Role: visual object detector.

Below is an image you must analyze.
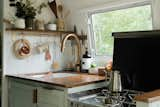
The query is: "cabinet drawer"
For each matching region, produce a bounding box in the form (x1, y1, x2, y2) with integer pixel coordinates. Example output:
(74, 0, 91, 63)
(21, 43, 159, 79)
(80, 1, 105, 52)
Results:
(37, 88, 64, 105)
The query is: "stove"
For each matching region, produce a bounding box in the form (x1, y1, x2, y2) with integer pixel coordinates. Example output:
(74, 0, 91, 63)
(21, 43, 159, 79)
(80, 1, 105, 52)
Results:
(95, 89, 144, 107)
(68, 89, 144, 107)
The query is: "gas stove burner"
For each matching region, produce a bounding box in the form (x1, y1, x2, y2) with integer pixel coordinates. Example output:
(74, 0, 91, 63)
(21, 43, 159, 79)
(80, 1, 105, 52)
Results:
(95, 96, 122, 107)
(95, 89, 144, 107)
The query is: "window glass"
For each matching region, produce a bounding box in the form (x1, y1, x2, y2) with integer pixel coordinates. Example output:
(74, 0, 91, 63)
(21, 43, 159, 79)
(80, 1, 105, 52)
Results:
(91, 5, 152, 56)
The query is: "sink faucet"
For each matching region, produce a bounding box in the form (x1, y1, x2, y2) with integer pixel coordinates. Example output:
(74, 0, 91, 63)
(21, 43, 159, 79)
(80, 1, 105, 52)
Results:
(61, 34, 81, 72)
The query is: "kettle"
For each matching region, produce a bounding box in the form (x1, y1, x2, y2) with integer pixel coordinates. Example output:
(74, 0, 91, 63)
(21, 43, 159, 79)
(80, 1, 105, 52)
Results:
(112, 70, 122, 92)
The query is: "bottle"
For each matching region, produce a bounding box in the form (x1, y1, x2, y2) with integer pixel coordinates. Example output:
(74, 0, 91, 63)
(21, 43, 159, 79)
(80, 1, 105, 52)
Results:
(81, 48, 92, 73)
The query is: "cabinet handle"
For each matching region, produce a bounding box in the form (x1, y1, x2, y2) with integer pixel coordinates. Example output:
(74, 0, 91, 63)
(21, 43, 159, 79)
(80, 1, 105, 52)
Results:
(33, 89, 37, 104)
(42, 87, 63, 91)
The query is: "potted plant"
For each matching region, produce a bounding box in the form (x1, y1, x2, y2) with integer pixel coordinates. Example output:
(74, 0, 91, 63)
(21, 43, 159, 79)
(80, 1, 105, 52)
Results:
(15, 0, 47, 29)
(89, 64, 98, 74)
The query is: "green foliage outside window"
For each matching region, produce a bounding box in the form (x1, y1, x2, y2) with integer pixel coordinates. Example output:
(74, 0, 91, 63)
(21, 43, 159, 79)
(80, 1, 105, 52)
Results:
(92, 5, 152, 56)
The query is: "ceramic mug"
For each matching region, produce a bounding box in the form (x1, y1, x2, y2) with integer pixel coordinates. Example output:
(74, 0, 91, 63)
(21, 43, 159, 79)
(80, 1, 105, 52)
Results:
(37, 44, 49, 53)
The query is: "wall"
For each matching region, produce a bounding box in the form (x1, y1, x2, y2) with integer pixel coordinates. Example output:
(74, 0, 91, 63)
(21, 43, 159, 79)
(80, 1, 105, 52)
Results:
(4, 0, 56, 23)
(2, 0, 74, 107)
(0, 0, 3, 31)
(4, 33, 63, 74)
(64, 0, 160, 66)
(64, 0, 160, 33)
(151, 0, 160, 29)
(3, 0, 76, 74)
(0, 0, 3, 66)
(0, 0, 3, 106)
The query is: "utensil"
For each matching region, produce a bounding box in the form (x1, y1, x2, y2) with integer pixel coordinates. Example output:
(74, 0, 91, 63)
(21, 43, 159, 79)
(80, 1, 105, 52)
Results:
(64, 10, 70, 18)
(52, 41, 59, 70)
(58, 5, 63, 18)
(48, 0, 58, 18)
(45, 45, 51, 61)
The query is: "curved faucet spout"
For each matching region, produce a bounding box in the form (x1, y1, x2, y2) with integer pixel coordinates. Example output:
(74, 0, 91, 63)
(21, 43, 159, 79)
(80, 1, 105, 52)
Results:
(61, 34, 81, 72)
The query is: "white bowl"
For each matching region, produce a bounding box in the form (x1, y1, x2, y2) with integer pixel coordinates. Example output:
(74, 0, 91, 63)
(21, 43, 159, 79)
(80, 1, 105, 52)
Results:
(46, 24, 57, 31)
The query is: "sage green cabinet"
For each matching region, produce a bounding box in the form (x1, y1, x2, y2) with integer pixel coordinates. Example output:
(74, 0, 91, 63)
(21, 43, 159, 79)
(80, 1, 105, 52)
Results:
(9, 81, 65, 107)
(38, 88, 65, 107)
(37, 103, 57, 107)
(9, 82, 37, 107)
(8, 78, 106, 107)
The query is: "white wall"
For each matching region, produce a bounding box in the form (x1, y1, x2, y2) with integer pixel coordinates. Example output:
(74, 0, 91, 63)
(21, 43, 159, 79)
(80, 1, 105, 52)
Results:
(3, 31, 76, 75)
(4, 33, 61, 74)
(2, 0, 74, 107)
(64, 0, 160, 33)
(64, 0, 160, 66)
(0, 0, 3, 106)
(4, 0, 56, 24)
(3, 0, 76, 75)
(151, 0, 160, 29)
(0, 0, 3, 31)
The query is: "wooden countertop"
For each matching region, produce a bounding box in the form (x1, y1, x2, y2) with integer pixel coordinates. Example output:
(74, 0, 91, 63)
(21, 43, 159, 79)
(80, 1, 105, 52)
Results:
(7, 72, 105, 88)
(135, 89, 160, 103)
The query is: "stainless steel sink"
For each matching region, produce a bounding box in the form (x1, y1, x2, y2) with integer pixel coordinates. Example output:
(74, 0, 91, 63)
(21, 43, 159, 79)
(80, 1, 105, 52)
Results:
(30, 74, 45, 78)
(52, 73, 78, 78)
(29, 73, 79, 79)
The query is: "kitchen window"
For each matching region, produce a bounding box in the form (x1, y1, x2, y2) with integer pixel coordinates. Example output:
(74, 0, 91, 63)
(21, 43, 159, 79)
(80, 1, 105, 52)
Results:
(89, 3, 153, 58)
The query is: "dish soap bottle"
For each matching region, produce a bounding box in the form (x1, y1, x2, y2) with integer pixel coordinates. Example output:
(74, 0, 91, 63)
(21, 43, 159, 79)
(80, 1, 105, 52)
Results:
(81, 48, 92, 73)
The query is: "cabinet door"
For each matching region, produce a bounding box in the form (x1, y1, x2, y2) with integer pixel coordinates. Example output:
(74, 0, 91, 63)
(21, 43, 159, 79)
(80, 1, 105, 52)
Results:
(9, 82, 37, 107)
(37, 102, 59, 107)
(37, 88, 65, 107)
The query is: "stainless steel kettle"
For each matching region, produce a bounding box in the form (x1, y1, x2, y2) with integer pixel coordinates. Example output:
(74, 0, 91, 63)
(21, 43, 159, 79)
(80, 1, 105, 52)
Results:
(112, 70, 122, 92)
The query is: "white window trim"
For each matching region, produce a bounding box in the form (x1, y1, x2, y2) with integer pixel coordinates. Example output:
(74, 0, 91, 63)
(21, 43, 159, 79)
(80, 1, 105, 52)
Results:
(88, 0, 153, 59)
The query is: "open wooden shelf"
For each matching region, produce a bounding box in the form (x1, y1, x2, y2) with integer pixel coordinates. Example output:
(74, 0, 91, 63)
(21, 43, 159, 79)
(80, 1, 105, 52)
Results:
(6, 28, 87, 40)
(6, 28, 74, 35)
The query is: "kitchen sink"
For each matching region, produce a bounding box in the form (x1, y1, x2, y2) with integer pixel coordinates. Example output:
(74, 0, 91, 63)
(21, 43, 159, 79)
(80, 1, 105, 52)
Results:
(29, 74, 45, 78)
(29, 73, 79, 79)
(52, 73, 79, 78)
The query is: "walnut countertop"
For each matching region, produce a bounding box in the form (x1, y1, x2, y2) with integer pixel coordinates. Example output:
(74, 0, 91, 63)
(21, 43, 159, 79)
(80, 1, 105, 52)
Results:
(135, 89, 160, 103)
(7, 72, 105, 88)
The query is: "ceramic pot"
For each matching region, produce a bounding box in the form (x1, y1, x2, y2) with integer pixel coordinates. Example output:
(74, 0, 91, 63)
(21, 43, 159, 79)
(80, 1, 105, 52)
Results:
(46, 23, 57, 31)
(57, 18, 65, 31)
(14, 18, 25, 29)
(89, 67, 98, 74)
(35, 20, 44, 30)
(25, 17, 34, 29)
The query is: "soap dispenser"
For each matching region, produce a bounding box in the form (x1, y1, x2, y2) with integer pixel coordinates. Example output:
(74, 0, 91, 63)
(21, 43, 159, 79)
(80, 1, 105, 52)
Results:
(81, 48, 92, 73)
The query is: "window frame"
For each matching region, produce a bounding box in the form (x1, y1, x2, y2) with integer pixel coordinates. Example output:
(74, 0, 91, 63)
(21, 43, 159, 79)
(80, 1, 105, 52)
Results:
(88, 0, 153, 58)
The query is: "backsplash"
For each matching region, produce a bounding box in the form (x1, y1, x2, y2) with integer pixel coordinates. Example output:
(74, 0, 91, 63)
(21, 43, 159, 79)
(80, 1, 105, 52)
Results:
(3, 32, 74, 74)
(3, 0, 76, 75)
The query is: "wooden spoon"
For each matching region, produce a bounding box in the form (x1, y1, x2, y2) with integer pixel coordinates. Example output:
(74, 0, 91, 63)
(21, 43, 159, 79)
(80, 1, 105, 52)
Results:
(58, 5, 63, 18)
(45, 45, 51, 61)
